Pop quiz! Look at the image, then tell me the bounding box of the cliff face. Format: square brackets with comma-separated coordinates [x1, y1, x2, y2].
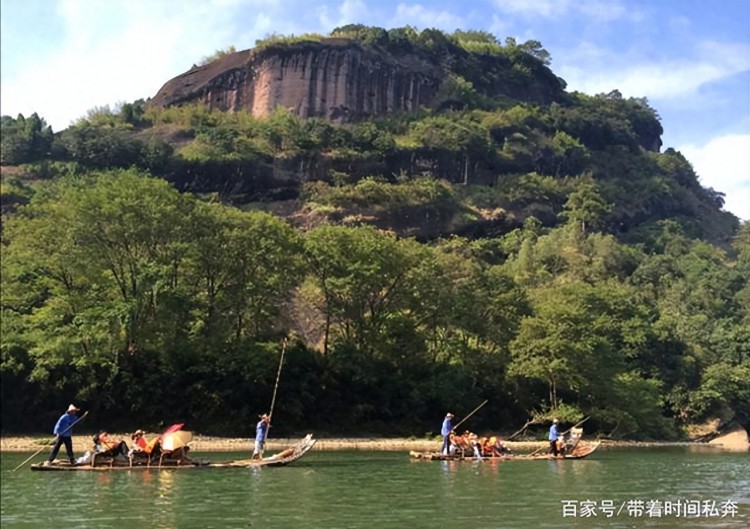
[150, 39, 567, 123]
[150, 41, 444, 123]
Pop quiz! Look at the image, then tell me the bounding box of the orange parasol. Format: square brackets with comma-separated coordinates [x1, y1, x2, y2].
[161, 430, 193, 451]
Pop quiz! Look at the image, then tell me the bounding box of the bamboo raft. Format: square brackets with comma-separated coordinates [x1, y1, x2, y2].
[410, 440, 601, 461]
[411, 427, 600, 462]
[31, 434, 316, 471]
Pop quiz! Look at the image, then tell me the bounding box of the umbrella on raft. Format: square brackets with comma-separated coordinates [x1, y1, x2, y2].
[163, 423, 185, 435]
[159, 423, 192, 452]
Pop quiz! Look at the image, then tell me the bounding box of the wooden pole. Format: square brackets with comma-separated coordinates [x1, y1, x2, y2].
[259, 337, 287, 457]
[268, 337, 287, 421]
[527, 442, 550, 458]
[562, 416, 590, 436]
[12, 411, 89, 472]
[453, 399, 488, 431]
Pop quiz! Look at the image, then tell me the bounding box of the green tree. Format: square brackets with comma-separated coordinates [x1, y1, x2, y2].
[508, 282, 628, 413]
[200, 45, 238, 65]
[534, 130, 590, 177]
[409, 115, 491, 184]
[330, 24, 389, 46]
[386, 26, 418, 51]
[3, 170, 195, 362]
[0, 113, 54, 165]
[560, 177, 611, 235]
[409, 238, 529, 365]
[261, 106, 304, 155]
[303, 225, 423, 355]
[58, 124, 143, 168]
[185, 203, 304, 342]
[117, 99, 147, 126]
[518, 39, 551, 65]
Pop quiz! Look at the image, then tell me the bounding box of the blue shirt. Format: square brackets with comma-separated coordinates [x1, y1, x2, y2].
[255, 420, 269, 443]
[53, 412, 78, 437]
[549, 424, 559, 441]
[441, 417, 453, 437]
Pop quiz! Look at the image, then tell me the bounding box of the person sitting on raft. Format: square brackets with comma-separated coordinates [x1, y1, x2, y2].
[480, 436, 512, 457]
[130, 429, 162, 458]
[467, 432, 482, 459]
[492, 436, 512, 455]
[450, 430, 473, 456]
[556, 434, 567, 456]
[94, 431, 129, 458]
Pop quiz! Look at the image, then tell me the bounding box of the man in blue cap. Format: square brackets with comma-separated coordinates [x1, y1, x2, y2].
[441, 413, 454, 455]
[549, 418, 560, 456]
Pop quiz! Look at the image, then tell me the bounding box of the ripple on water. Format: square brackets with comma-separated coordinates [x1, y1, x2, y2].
[1, 449, 748, 529]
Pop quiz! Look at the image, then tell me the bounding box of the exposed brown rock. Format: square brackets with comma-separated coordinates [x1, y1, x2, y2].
[149, 37, 570, 124]
[708, 428, 750, 451]
[150, 40, 444, 123]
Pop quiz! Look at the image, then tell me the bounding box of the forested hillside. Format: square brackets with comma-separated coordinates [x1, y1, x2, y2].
[1, 26, 747, 441]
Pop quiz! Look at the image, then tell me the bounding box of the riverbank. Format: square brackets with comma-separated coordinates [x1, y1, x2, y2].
[2, 428, 747, 453]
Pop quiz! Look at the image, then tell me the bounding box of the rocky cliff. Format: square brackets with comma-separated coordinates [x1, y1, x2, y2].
[149, 39, 565, 123]
[150, 40, 446, 123]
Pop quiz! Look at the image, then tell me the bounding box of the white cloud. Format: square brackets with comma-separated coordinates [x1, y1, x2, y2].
[487, 13, 510, 36]
[577, 1, 636, 23]
[561, 61, 728, 100]
[558, 41, 749, 101]
[236, 13, 276, 48]
[340, 0, 369, 23]
[319, 0, 370, 29]
[391, 3, 465, 30]
[0, 0, 261, 130]
[679, 134, 750, 220]
[492, 0, 569, 17]
[491, 0, 638, 23]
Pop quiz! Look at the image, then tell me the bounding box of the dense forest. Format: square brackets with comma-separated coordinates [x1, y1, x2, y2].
[1, 26, 748, 441]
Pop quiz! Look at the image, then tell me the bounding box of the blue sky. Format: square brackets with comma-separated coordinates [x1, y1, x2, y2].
[1, 0, 748, 219]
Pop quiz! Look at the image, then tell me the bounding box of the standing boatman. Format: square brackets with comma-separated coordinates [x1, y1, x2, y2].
[44, 404, 84, 466]
[441, 413, 454, 455]
[252, 414, 271, 459]
[549, 418, 560, 457]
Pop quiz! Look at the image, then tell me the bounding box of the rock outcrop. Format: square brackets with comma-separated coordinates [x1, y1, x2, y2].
[149, 39, 566, 123]
[150, 40, 444, 123]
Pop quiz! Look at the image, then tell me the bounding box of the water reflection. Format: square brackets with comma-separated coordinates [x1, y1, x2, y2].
[1, 449, 748, 529]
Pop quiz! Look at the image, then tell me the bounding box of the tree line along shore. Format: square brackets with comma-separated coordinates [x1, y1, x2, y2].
[1, 430, 746, 453]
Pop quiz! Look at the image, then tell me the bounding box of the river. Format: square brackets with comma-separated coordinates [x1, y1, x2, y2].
[1, 446, 748, 528]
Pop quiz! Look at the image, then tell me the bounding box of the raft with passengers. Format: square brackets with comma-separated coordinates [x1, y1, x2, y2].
[410, 427, 600, 461]
[410, 404, 600, 462]
[25, 340, 317, 472]
[30, 425, 316, 471]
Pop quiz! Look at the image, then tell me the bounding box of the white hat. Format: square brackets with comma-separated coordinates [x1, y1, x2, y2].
[446, 413, 454, 418]
[66, 404, 80, 413]
[553, 418, 559, 423]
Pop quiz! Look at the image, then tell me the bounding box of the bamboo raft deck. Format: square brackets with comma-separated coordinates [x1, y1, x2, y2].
[410, 441, 600, 461]
[410, 440, 601, 462]
[31, 434, 316, 471]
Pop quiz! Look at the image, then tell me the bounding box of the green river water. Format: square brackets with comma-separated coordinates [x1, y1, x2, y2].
[1, 446, 748, 529]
